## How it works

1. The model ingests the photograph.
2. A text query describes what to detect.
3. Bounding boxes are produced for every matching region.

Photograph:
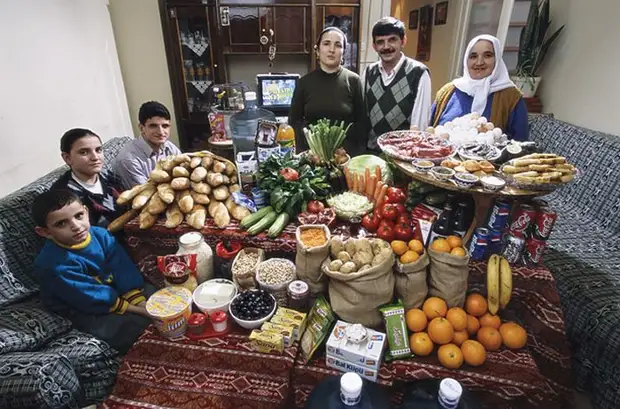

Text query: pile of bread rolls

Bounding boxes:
[108,151,250,232]
[502,153,577,185]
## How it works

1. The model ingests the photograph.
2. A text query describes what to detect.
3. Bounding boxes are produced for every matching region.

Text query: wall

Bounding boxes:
[0,0,132,196]
[538,0,620,135]
[108,0,179,145]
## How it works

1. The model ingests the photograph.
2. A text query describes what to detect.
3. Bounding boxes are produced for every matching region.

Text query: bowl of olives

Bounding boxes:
[229,289,277,329]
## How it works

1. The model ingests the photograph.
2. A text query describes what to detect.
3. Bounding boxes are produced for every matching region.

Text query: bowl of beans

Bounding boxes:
[255,258,297,307]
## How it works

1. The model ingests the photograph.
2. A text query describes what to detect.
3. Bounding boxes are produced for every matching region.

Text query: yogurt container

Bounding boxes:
[146,287,193,339]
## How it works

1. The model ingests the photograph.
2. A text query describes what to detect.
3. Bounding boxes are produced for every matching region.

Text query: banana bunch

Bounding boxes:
[486,254,513,314]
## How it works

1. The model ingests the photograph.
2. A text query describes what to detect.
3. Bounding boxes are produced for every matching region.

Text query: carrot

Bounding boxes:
[373,181,384,202]
[357,173,365,194]
[344,167,353,190]
[368,175,377,200]
[352,172,359,192]
[364,168,372,197]
[375,185,388,210]
[374,166,382,183]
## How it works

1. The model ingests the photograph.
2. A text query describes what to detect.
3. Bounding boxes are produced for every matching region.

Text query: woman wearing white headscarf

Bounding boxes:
[430,34,528,141]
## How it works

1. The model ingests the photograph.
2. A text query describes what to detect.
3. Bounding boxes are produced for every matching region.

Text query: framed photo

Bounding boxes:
[416,5,433,61]
[409,9,419,30]
[435,1,449,26]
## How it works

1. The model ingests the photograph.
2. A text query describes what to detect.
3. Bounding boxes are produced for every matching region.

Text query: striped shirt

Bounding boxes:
[113,137,181,189]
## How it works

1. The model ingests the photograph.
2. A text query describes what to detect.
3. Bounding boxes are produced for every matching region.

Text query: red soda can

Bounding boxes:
[534,207,557,240]
[524,236,547,265]
[509,204,537,235]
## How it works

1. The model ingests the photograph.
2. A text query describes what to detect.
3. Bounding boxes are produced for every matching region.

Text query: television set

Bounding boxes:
[256,73,300,116]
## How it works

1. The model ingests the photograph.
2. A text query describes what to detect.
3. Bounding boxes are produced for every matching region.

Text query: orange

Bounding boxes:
[437,344,463,369]
[391,240,408,256]
[400,250,420,264]
[446,307,468,331]
[461,340,487,367]
[430,238,451,253]
[479,313,502,329]
[408,239,425,254]
[477,326,503,351]
[452,330,469,346]
[422,297,448,319]
[405,308,428,332]
[450,247,466,256]
[409,332,434,356]
[465,293,488,317]
[428,317,454,345]
[499,322,528,349]
[466,315,481,336]
[446,235,463,249]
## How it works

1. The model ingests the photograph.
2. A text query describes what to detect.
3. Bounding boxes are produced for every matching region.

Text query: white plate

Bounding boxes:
[457,144,502,162]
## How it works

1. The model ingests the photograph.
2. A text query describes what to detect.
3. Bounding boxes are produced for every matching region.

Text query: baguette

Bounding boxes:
[512,171,539,178]
[513,159,542,167]
[190,190,211,205]
[117,183,149,205]
[157,183,175,204]
[528,164,552,172]
[224,161,236,176]
[230,175,238,184]
[177,190,194,213]
[201,156,213,169]
[231,205,251,221]
[206,172,225,187]
[213,185,230,201]
[139,207,158,229]
[212,160,227,174]
[171,177,190,190]
[147,194,168,215]
[164,203,183,228]
[186,204,207,230]
[190,181,211,195]
[190,166,208,182]
[107,209,139,233]
[150,169,171,183]
[160,156,176,172]
[172,166,190,178]
[229,184,241,193]
[173,154,191,164]
[132,185,157,210]
[190,157,202,169]
[208,201,230,228]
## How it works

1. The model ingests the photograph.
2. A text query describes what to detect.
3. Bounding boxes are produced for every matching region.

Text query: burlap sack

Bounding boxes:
[295,225,331,295]
[232,248,264,290]
[427,247,470,307]
[322,251,395,328]
[394,252,429,310]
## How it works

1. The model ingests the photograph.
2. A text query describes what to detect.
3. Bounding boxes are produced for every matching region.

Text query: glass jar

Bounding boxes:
[176,232,214,284]
[287,280,310,313]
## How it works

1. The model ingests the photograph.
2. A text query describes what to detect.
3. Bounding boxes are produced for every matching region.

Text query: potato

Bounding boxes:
[212,160,226,173]
[329,259,344,271]
[344,239,357,256]
[150,169,171,183]
[213,185,230,201]
[190,157,202,169]
[358,265,372,273]
[190,182,211,195]
[340,261,357,274]
[372,249,392,266]
[190,166,207,182]
[171,177,190,190]
[353,251,373,269]
[372,239,391,256]
[157,183,175,204]
[201,156,213,169]
[331,238,345,258]
[337,251,352,263]
[355,239,372,255]
[172,166,190,178]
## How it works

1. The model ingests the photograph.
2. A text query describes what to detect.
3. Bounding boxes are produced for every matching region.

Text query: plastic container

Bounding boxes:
[230,91,276,192]
[305,373,390,409]
[214,240,242,279]
[176,232,214,284]
[192,278,238,315]
[210,310,228,333]
[396,378,481,409]
[188,313,207,335]
[146,287,193,339]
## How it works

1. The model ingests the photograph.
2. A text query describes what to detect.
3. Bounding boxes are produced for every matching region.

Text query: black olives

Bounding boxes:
[230,289,275,321]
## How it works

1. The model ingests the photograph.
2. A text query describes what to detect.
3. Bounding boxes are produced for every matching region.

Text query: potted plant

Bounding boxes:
[512,0,565,98]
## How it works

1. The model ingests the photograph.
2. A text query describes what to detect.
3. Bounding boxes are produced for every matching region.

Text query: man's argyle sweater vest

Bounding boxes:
[365,58,427,149]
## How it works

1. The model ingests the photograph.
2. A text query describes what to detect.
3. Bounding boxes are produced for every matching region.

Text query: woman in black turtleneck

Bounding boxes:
[288,27,367,156]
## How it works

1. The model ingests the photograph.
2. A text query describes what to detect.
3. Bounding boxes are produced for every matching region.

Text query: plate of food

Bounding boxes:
[378,130,455,164]
[500,153,580,191]
[457,143,502,162]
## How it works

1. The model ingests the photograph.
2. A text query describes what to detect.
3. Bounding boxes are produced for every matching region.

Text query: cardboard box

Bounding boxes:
[325,355,379,382]
[261,322,294,348]
[325,320,386,371]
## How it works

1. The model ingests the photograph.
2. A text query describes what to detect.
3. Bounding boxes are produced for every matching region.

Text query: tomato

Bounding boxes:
[279,167,299,181]
[386,187,406,204]
[307,200,325,214]
[380,203,399,221]
[394,223,414,241]
[361,213,380,232]
[378,218,395,230]
[394,203,406,215]
[376,222,395,242]
[396,213,410,225]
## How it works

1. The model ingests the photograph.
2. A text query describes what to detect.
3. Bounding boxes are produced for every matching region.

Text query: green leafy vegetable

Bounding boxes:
[303,119,351,164]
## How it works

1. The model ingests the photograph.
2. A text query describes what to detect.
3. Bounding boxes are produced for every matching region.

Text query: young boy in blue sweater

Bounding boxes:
[32,189,155,354]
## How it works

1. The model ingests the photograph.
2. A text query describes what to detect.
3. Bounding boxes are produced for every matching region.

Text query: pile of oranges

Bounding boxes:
[391,239,425,264]
[405,294,528,369]
[430,235,467,256]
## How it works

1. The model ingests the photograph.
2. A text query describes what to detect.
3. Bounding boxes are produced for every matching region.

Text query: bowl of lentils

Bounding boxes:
[229,289,277,329]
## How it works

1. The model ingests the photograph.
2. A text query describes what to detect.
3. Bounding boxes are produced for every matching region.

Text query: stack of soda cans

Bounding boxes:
[468,199,557,265]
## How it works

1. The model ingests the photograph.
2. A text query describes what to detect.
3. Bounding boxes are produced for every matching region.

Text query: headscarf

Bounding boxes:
[453,34,516,115]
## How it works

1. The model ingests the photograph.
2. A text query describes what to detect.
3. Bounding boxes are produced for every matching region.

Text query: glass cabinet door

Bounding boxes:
[318,6,360,72]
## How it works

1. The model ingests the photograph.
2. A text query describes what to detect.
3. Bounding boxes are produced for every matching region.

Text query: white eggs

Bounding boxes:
[431,114,506,146]
[492,127,503,137]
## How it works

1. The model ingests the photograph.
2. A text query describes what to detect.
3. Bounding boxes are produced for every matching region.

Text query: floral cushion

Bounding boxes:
[0,300,72,354]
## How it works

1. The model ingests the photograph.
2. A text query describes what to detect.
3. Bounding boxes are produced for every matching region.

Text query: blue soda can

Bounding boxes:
[251,187,267,209]
[468,227,490,261]
[487,199,512,230]
[488,228,503,255]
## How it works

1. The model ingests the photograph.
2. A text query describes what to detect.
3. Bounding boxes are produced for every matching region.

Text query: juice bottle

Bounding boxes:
[276,124,296,156]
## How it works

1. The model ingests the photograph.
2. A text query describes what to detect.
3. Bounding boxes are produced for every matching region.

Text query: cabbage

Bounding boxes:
[345,155,393,184]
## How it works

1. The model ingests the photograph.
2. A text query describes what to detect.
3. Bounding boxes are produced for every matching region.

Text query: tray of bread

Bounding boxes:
[500,153,579,190]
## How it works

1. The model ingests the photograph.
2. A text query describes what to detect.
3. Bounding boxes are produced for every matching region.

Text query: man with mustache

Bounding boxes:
[363,17,432,151]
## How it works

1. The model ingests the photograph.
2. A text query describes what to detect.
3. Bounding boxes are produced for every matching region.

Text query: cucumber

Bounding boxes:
[267,213,290,238]
[240,206,273,229]
[247,211,278,235]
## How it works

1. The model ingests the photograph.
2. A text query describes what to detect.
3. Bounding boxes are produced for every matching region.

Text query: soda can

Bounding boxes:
[488,228,503,255]
[509,204,537,235]
[523,236,547,265]
[468,227,489,261]
[534,207,558,240]
[487,199,512,231]
[501,232,526,264]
